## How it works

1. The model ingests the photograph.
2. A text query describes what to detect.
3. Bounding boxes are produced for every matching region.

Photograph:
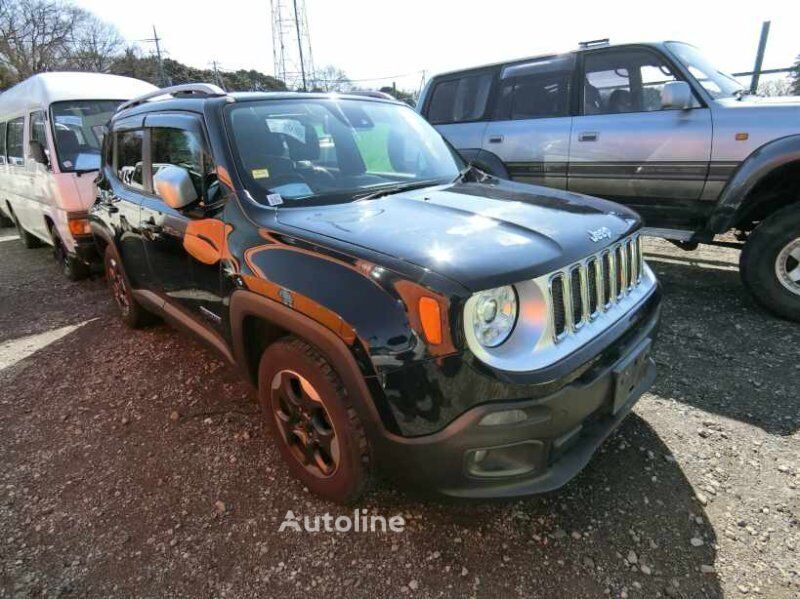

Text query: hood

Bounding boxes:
[275,179,639,291]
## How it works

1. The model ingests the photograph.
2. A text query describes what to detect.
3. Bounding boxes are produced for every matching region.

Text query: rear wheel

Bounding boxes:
[104,243,154,328]
[740,204,800,322]
[50,225,89,281]
[258,336,371,503]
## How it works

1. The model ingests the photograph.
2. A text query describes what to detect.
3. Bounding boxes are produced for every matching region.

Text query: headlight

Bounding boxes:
[469,285,518,347]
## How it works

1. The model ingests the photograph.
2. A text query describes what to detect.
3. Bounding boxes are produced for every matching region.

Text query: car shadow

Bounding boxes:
[644,252,800,436]
[361,414,722,598]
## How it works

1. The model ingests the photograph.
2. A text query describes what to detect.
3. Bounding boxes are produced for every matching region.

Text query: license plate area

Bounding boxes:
[611,339,652,414]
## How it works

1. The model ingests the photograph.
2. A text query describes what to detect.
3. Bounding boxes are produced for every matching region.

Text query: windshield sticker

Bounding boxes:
[266,193,284,206]
[252,168,270,179]
[266,118,306,143]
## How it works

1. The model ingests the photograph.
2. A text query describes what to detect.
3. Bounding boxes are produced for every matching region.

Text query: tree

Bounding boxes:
[0,0,123,85]
[379,85,415,106]
[792,54,800,96]
[314,65,352,93]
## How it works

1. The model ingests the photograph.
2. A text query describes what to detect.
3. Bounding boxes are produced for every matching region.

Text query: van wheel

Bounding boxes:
[740,204,800,322]
[14,215,41,248]
[104,243,154,328]
[258,336,371,503]
[50,226,89,281]
[0,212,13,228]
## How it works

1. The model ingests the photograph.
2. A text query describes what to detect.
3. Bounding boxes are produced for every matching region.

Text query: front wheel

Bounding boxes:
[740,205,800,322]
[104,244,155,328]
[51,226,89,281]
[14,216,41,249]
[258,337,372,503]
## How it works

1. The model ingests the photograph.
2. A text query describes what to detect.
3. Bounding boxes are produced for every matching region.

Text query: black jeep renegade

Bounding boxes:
[90,84,661,502]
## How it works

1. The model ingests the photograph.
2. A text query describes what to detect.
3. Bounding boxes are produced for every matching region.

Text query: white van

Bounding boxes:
[0,72,157,279]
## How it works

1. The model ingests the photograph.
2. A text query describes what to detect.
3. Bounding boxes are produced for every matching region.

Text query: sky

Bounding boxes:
[75,0,800,92]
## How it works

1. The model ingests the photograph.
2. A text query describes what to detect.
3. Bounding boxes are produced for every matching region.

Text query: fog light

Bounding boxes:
[479,409,527,426]
[465,441,543,478]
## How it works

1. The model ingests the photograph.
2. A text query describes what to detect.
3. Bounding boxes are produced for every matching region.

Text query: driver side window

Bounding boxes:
[150,127,208,201]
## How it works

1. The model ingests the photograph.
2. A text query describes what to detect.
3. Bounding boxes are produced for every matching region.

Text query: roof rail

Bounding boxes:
[118,83,226,113]
[345,90,398,101]
[578,38,610,49]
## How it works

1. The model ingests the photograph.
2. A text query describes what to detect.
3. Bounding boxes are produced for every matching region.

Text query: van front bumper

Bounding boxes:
[373,292,660,499]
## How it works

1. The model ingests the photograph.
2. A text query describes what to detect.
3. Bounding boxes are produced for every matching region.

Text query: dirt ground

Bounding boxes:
[0,226,797,598]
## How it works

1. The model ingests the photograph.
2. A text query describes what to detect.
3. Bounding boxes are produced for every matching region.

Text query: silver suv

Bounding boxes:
[418,40,800,321]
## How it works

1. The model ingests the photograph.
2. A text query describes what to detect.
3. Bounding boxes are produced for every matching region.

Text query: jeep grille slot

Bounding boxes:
[549,233,643,343]
[550,274,567,338]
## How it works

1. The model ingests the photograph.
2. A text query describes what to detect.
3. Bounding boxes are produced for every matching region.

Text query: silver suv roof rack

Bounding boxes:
[578,38,610,49]
[118,83,226,113]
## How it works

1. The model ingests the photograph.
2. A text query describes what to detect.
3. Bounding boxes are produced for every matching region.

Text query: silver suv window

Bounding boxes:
[496,55,574,120]
[583,50,684,115]
[427,72,493,124]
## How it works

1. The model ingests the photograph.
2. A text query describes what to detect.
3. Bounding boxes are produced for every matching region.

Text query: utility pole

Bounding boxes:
[749,20,771,95]
[211,60,226,91]
[152,25,168,87]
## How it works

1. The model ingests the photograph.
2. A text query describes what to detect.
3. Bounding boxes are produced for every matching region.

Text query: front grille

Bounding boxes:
[548,233,644,343]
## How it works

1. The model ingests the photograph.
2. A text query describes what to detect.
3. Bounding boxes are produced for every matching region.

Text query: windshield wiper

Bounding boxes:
[354,179,440,202]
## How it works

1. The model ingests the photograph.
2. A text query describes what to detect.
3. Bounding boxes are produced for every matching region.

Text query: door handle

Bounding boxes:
[488,135,504,144]
[579,132,599,142]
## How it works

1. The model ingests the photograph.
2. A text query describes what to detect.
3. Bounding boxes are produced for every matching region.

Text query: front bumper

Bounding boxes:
[373,293,660,499]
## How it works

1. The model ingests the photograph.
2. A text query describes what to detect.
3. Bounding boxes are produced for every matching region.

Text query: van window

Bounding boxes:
[51,100,122,172]
[114,130,145,190]
[427,73,493,124]
[0,123,6,165]
[150,127,206,200]
[6,117,24,166]
[29,111,49,158]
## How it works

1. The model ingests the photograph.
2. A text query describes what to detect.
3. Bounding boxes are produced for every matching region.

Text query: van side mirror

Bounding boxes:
[661,81,693,110]
[28,140,49,167]
[153,165,199,210]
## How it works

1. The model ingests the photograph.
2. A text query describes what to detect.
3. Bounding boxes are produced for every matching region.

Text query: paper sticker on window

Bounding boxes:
[266,193,284,206]
[252,168,270,179]
[266,118,305,143]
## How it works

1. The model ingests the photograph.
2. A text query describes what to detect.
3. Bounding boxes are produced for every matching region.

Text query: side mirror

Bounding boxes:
[28,140,49,167]
[661,81,693,110]
[153,165,198,210]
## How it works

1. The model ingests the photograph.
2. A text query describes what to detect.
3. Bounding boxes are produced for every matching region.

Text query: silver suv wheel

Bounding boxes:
[775,237,800,296]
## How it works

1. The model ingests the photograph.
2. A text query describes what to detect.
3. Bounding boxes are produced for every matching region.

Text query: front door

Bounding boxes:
[139,113,226,332]
[568,47,712,228]
[482,54,575,189]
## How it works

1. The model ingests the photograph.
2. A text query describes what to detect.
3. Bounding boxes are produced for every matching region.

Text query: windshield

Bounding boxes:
[51,100,123,172]
[666,42,744,100]
[227,98,462,206]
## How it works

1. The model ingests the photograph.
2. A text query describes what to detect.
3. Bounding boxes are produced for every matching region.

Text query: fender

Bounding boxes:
[228,289,396,435]
[708,134,800,233]
[458,148,510,179]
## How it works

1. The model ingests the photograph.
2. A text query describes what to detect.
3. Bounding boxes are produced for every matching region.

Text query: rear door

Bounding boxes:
[423,69,496,159]
[481,55,576,188]
[568,47,712,228]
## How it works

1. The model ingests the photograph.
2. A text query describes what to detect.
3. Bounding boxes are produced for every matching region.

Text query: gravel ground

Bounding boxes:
[0,227,798,598]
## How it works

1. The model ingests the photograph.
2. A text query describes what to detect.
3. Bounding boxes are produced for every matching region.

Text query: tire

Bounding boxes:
[0,211,13,228]
[103,243,154,328]
[740,204,800,322]
[13,214,41,248]
[258,336,371,503]
[50,225,89,281]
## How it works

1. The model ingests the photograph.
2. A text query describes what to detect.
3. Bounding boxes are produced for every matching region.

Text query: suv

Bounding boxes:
[418,40,800,321]
[90,83,661,502]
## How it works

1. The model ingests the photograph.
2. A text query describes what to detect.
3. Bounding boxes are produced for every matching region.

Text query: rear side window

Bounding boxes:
[114,130,145,190]
[496,56,575,120]
[150,127,206,199]
[6,117,24,165]
[0,123,6,165]
[427,72,493,124]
